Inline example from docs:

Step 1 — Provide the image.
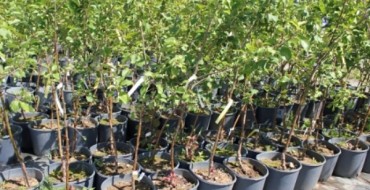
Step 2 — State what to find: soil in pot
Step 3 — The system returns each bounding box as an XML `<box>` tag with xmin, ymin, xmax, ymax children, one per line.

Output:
<box><xmin>0</xmin><ymin>177</ymin><xmax>39</xmax><ymax>189</ymax></box>
<box><xmin>12</xmin><ymin>114</ymin><xmax>46</xmax><ymax>122</ymax></box>
<box><xmin>176</xmin><ymin>148</ymin><xmax>209</xmax><ymax>163</ymax></box>
<box><xmin>193</xmin><ymin>166</ymin><xmax>233</xmax><ymax>184</ymax></box>
<box><xmin>226</xmin><ymin>159</ymin><xmax>262</xmax><ymax>178</ymax></box>
<box><xmin>50</xmin><ymin>149</ymin><xmax>89</xmax><ymax>163</ymax></box>
<box><xmin>99</xmin><ymin>118</ymin><xmax>122</xmax><ymax>126</ymax></box>
<box><xmin>106</xmin><ymin>180</ymin><xmax>152</xmax><ymax>190</ymax></box>
<box><xmin>245</xmin><ymin>139</ymin><xmax>274</xmax><ymax>152</ymax></box>
<box><xmin>95</xmin><ymin>160</ymin><xmax>134</xmax><ymax>176</ymax></box>
<box><xmin>268</xmin><ymin>133</ymin><xmax>301</xmax><ymax>148</ymax></box>
<box><xmin>260</xmin><ymin>157</ymin><xmax>299</xmax><ymax>170</ymax></box>
<box><xmin>49</xmin><ymin>167</ymin><xmax>88</xmax><ymax>184</ymax></box>
<box><xmin>152</xmin><ymin>170</ymin><xmax>196</xmax><ymax>190</ymax></box>
<box><xmin>287</xmin><ymin>149</ymin><xmax>323</xmax><ymax>165</ymax></box>
<box><xmin>72</xmin><ymin>117</ymin><xmax>96</xmax><ymax>128</ymax></box>
<box><xmin>335</xmin><ymin>140</ymin><xmax>367</xmax><ymax>151</ymax></box>
<box><xmin>139</xmin><ymin>156</ymin><xmax>172</xmax><ymax>173</ymax></box>
<box><xmin>306</xmin><ymin>142</ymin><xmax>335</xmax><ymax>157</ymax></box>
<box><xmin>33</xmin><ymin>121</ymin><xmax>60</xmax><ymax>130</ymax></box>
<box><xmin>92</xmin><ymin>145</ymin><xmax>131</xmax><ymax>157</ymax></box>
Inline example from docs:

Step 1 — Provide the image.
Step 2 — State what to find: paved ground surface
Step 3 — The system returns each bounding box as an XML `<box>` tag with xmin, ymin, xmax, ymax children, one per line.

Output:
<box><xmin>314</xmin><ymin>173</ymin><xmax>370</xmax><ymax>190</ymax></box>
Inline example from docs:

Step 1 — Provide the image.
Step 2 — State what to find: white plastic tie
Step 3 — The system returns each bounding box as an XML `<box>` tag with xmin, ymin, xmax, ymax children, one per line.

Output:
<box><xmin>215</xmin><ymin>98</ymin><xmax>234</xmax><ymax>124</ymax></box>
<box><xmin>185</xmin><ymin>74</ymin><xmax>197</xmax><ymax>88</ymax></box>
<box><xmin>54</xmin><ymin>92</ymin><xmax>64</xmax><ymax>116</ymax></box>
<box><xmin>128</xmin><ymin>76</ymin><xmax>145</xmax><ymax>97</ymax></box>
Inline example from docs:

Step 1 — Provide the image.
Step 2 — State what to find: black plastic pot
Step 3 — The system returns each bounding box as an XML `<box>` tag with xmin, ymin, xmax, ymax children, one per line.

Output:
<box><xmin>332</xmin><ymin>139</ymin><xmax>369</xmax><ymax>178</ymax></box>
<box><xmin>126</xmin><ymin>115</ymin><xmax>151</xmax><ymax>141</ymax></box>
<box><xmin>205</xmin><ymin>142</ymin><xmax>247</xmax><ymax>163</ymax></box>
<box><xmin>174</xmin><ymin>146</ymin><xmax>210</xmax><ymax>169</ymax></box>
<box><xmin>90</xmin><ymin>141</ymin><xmax>133</xmax><ymax>160</ymax></box>
<box><xmin>360</xmin><ymin>135</ymin><xmax>370</xmax><ymax>173</ymax></box>
<box><xmin>159</xmin><ymin>114</ymin><xmax>182</xmax><ymax>133</ymax></box>
<box><xmin>0</xmin><ymin>167</ymin><xmax>44</xmax><ymax>190</ymax></box>
<box><xmin>237</xmin><ymin>108</ymin><xmax>256</xmax><ymax>129</ymax></box>
<box><xmin>95</xmin><ymin>156</ymin><xmax>138</xmax><ymax>190</ymax></box>
<box><xmin>28</xmin><ymin>119</ymin><xmax>59</xmax><ymax>156</ymax></box>
<box><xmin>67</xmin><ymin>117</ymin><xmax>98</xmax><ymax>148</ymax></box>
<box><xmin>223</xmin><ymin>157</ymin><xmax>268</xmax><ymax>190</ymax></box>
<box><xmin>151</xmin><ymin>168</ymin><xmax>199</xmax><ymax>190</ymax></box>
<box><xmin>63</xmin><ymin>90</ymin><xmax>74</xmax><ymax>107</ymax></box>
<box><xmin>209</xmin><ymin>110</ymin><xmax>237</xmax><ymax>131</ymax></box>
<box><xmin>256</xmin><ymin>152</ymin><xmax>302</xmax><ymax>190</ymax></box>
<box><xmin>100</xmin><ymin>173</ymin><xmax>155</xmax><ymax>190</ymax></box>
<box><xmin>288</xmin><ymin>148</ymin><xmax>326</xmax><ymax>190</ymax></box>
<box><xmin>256</xmin><ymin>106</ymin><xmax>277</xmax><ymax>124</ymax></box>
<box><xmin>52</xmin><ymin>183</ymin><xmax>85</xmax><ymax>190</ymax></box>
<box><xmin>138</xmin><ymin>151</ymin><xmax>179</xmax><ymax>177</ymax></box>
<box><xmin>47</xmin><ymin>161</ymin><xmax>95</xmax><ymax>188</ymax></box>
<box><xmin>190</xmin><ymin>161</ymin><xmax>236</xmax><ymax>190</ymax></box>
<box><xmin>315</xmin><ymin>140</ymin><xmax>341</xmax><ymax>182</ymax></box>
<box><xmin>10</xmin><ymin>112</ymin><xmax>48</xmax><ymax>153</ymax></box>
<box><xmin>185</xmin><ymin>111</ymin><xmax>212</xmax><ymax>133</ymax></box>
<box><xmin>97</xmin><ymin>115</ymin><xmax>127</xmax><ymax>143</ymax></box>
<box><xmin>129</xmin><ymin>137</ymin><xmax>169</xmax><ymax>154</ymax></box>
<box><xmin>0</xmin><ymin>125</ymin><xmax>22</xmax><ymax>165</ymax></box>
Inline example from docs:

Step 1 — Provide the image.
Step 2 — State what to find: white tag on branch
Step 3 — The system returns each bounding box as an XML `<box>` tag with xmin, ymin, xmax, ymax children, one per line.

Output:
<box><xmin>54</xmin><ymin>92</ymin><xmax>64</xmax><ymax>116</ymax></box>
<box><xmin>185</xmin><ymin>74</ymin><xmax>197</xmax><ymax>88</ymax></box>
<box><xmin>215</xmin><ymin>98</ymin><xmax>234</xmax><ymax>124</ymax></box>
<box><xmin>138</xmin><ymin>172</ymin><xmax>145</xmax><ymax>181</ymax></box>
<box><xmin>57</xmin><ymin>82</ymin><xmax>63</xmax><ymax>90</ymax></box>
<box><xmin>128</xmin><ymin>76</ymin><xmax>145</xmax><ymax>97</ymax></box>
<box><xmin>132</xmin><ymin>171</ymin><xmax>139</xmax><ymax>180</ymax></box>
<box><xmin>145</xmin><ymin>132</ymin><xmax>152</xmax><ymax>137</ymax></box>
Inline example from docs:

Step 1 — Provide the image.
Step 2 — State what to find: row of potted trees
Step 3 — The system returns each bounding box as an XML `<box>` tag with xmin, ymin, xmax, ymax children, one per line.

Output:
<box><xmin>0</xmin><ymin>0</ymin><xmax>370</xmax><ymax>190</ymax></box>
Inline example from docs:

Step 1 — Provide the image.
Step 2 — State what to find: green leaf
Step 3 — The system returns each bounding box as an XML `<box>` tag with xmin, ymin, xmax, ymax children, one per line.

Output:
<box><xmin>300</xmin><ymin>40</ymin><xmax>309</xmax><ymax>51</ymax></box>
<box><xmin>279</xmin><ymin>46</ymin><xmax>292</xmax><ymax>60</ymax></box>
<box><xmin>319</xmin><ymin>0</ymin><xmax>326</xmax><ymax>13</ymax></box>
<box><xmin>118</xmin><ymin>94</ymin><xmax>131</xmax><ymax>104</ymax></box>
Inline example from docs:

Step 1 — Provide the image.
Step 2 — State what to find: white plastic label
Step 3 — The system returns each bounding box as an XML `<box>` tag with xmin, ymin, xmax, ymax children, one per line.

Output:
<box><xmin>57</xmin><ymin>82</ymin><xmax>63</xmax><ymax>90</ymax></box>
<box><xmin>215</xmin><ymin>99</ymin><xmax>234</xmax><ymax>124</ymax></box>
<box><xmin>145</xmin><ymin>132</ymin><xmax>152</xmax><ymax>137</ymax></box>
<box><xmin>54</xmin><ymin>92</ymin><xmax>64</xmax><ymax>116</ymax></box>
<box><xmin>128</xmin><ymin>76</ymin><xmax>145</xmax><ymax>97</ymax></box>
<box><xmin>138</xmin><ymin>172</ymin><xmax>145</xmax><ymax>181</ymax></box>
<box><xmin>132</xmin><ymin>171</ymin><xmax>139</xmax><ymax>180</ymax></box>
<box><xmin>185</xmin><ymin>74</ymin><xmax>197</xmax><ymax>88</ymax></box>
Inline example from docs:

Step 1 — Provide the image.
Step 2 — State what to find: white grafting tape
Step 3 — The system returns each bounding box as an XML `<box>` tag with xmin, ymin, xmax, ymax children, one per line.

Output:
<box><xmin>215</xmin><ymin>98</ymin><xmax>234</xmax><ymax>124</ymax></box>
<box><xmin>128</xmin><ymin>76</ymin><xmax>145</xmax><ymax>97</ymax></box>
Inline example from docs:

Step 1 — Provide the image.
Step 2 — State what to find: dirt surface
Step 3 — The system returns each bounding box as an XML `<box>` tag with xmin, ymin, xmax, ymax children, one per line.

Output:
<box><xmin>93</xmin><ymin>147</ymin><xmax>130</xmax><ymax>157</ymax></box>
<box><xmin>336</xmin><ymin>141</ymin><xmax>365</xmax><ymax>151</ymax></box>
<box><xmin>34</xmin><ymin>121</ymin><xmax>60</xmax><ymax>130</ymax></box>
<box><xmin>139</xmin><ymin>156</ymin><xmax>172</xmax><ymax>173</ymax></box>
<box><xmin>226</xmin><ymin>160</ymin><xmax>262</xmax><ymax>178</ymax></box>
<box><xmin>51</xmin><ymin>152</ymin><xmax>88</xmax><ymax>162</ymax></box>
<box><xmin>49</xmin><ymin>169</ymin><xmax>88</xmax><ymax>184</ymax></box>
<box><xmin>107</xmin><ymin>180</ymin><xmax>152</xmax><ymax>190</ymax></box>
<box><xmin>309</xmin><ymin>144</ymin><xmax>335</xmax><ymax>157</ymax></box>
<box><xmin>0</xmin><ymin>176</ymin><xmax>39</xmax><ymax>189</ymax></box>
<box><xmin>100</xmin><ymin>118</ymin><xmax>121</xmax><ymax>126</ymax></box>
<box><xmin>75</xmin><ymin>118</ymin><xmax>96</xmax><ymax>128</ymax></box>
<box><xmin>260</xmin><ymin>158</ymin><xmax>298</xmax><ymax>170</ymax></box>
<box><xmin>193</xmin><ymin>167</ymin><xmax>233</xmax><ymax>184</ymax></box>
<box><xmin>287</xmin><ymin>150</ymin><xmax>321</xmax><ymax>165</ymax></box>
<box><xmin>152</xmin><ymin>172</ymin><xmax>195</xmax><ymax>190</ymax></box>
<box><xmin>246</xmin><ymin>142</ymin><xmax>274</xmax><ymax>152</ymax></box>
<box><xmin>97</xmin><ymin>162</ymin><xmax>134</xmax><ymax>176</ymax></box>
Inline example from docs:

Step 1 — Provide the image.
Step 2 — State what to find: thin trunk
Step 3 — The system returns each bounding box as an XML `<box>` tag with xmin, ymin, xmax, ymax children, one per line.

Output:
<box><xmin>237</xmin><ymin>105</ymin><xmax>248</xmax><ymax>173</ymax></box>
<box><xmin>107</xmin><ymin>97</ymin><xmax>118</xmax><ymax>172</ymax></box>
<box><xmin>208</xmin><ymin>117</ymin><xmax>226</xmax><ymax>177</ymax></box>
<box><xmin>0</xmin><ymin>95</ymin><xmax>30</xmax><ymax>187</ymax></box>
<box><xmin>132</xmin><ymin>105</ymin><xmax>145</xmax><ymax>189</ymax></box>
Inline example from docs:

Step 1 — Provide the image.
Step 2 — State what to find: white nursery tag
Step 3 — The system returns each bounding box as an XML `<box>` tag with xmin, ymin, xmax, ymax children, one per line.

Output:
<box><xmin>57</xmin><ymin>82</ymin><xmax>63</xmax><ymax>90</ymax></box>
<box><xmin>128</xmin><ymin>76</ymin><xmax>145</xmax><ymax>97</ymax></box>
<box><xmin>138</xmin><ymin>172</ymin><xmax>145</xmax><ymax>181</ymax></box>
<box><xmin>185</xmin><ymin>74</ymin><xmax>197</xmax><ymax>88</ymax></box>
<box><xmin>215</xmin><ymin>98</ymin><xmax>234</xmax><ymax>124</ymax></box>
<box><xmin>54</xmin><ymin>92</ymin><xmax>64</xmax><ymax>116</ymax></box>
<box><xmin>132</xmin><ymin>171</ymin><xmax>139</xmax><ymax>180</ymax></box>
